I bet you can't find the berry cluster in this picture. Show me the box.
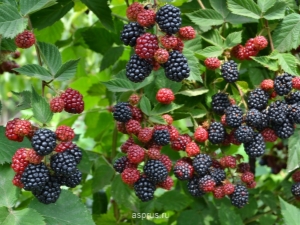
[8,121,83,204]
[0,51,21,75]
[122,3,195,83]
[50,88,84,114]
[291,170,300,200]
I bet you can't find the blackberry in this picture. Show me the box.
[153,129,170,146]
[267,100,287,125]
[256,109,269,131]
[225,105,243,128]
[234,125,255,143]
[60,169,82,188]
[134,177,156,201]
[187,176,205,197]
[120,22,145,47]
[31,128,57,156]
[221,60,239,83]
[50,152,77,176]
[66,146,82,164]
[247,88,269,110]
[208,122,225,144]
[244,133,265,157]
[274,73,293,96]
[125,54,153,83]
[208,167,226,185]
[288,104,300,124]
[113,102,132,122]
[285,91,300,104]
[211,92,231,114]
[193,153,212,176]
[21,163,50,191]
[143,160,168,183]
[199,174,216,192]
[245,109,263,128]
[173,160,193,180]
[32,176,61,204]
[230,184,249,208]
[113,156,135,173]
[163,50,190,82]
[291,182,300,197]
[155,4,181,34]
[272,119,295,138]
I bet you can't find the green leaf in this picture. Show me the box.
[218,203,243,225]
[155,190,192,211]
[186,9,224,28]
[184,49,202,82]
[132,75,155,91]
[0,38,16,51]
[225,31,243,48]
[257,0,276,13]
[29,190,94,225]
[272,13,300,52]
[251,56,279,71]
[210,0,230,18]
[196,46,224,58]
[0,4,28,38]
[272,53,299,75]
[92,156,114,192]
[279,197,300,225]
[0,127,31,164]
[34,20,64,44]
[20,0,57,15]
[0,164,19,208]
[201,29,223,48]
[30,0,74,30]
[100,46,124,71]
[177,87,209,96]
[54,59,80,81]
[287,127,300,171]
[31,87,53,124]
[12,90,32,110]
[102,79,134,92]
[190,109,207,118]
[0,207,45,225]
[177,210,203,225]
[148,115,167,124]
[81,0,114,31]
[263,1,286,20]
[151,103,183,115]
[13,64,52,81]
[235,81,249,93]
[38,42,62,75]
[139,95,151,116]
[227,0,261,19]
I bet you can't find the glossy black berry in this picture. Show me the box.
[193,153,212,176]
[187,176,205,197]
[32,176,61,204]
[125,54,153,83]
[225,105,243,128]
[120,22,145,47]
[291,182,300,197]
[211,92,231,114]
[255,109,269,131]
[173,160,193,180]
[155,4,181,34]
[234,125,255,143]
[143,160,168,183]
[267,100,288,125]
[66,146,82,164]
[288,104,300,124]
[274,73,293,96]
[221,60,239,83]
[113,102,132,123]
[134,177,156,201]
[60,169,82,188]
[272,119,295,139]
[244,133,265,157]
[208,122,225,144]
[21,163,50,191]
[113,156,131,173]
[230,184,249,208]
[153,129,170,146]
[245,109,263,128]
[208,167,226,185]
[285,91,300,105]
[50,152,77,176]
[247,88,269,110]
[31,129,57,156]
[163,50,190,82]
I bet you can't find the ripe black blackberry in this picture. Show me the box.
[163,50,190,82]
[173,160,193,180]
[155,4,181,34]
[31,128,57,156]
[32,176,61,204]
[247,88,269,110]
[193,153,212,176]
[126,54,153,83]
[244,133,265,157]
[255,109,269,131]
[211,92,231,114]
[288,104,300,124]
[113,102,132,122]
[291,182,300,197]
[221,60,239,83]
[267,100,287,125]
[274,73,293,96]
[134,177,156,201]
[120,22,145,47]
[208,167,226,185]
[50,152,77,176]
[272,119,295,138]
[60,169,82,188]
[143,160,168,183]
[66,146,82,164]
[230,184,249,208]
[285,91,300,104]
[234,125,255,143]
[187,176,205,197]
[245,109,262,128]
[21,163,50,191]
[113,156,132,173]
[208,122,225,144]
[153,129,170,146]
[225,105,243,128]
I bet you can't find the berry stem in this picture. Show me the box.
[264,19,274,51]
[234,83,248,110]
[244,210,272,224]
[197,0,206,9]
[124,0,129,7]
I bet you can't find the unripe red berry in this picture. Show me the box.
[154,48,169,64]
[204,57,221,70]
[126,2,144,21]
[178,26,196,40]
[156,88,175,104]
[15,30,36,49]
[253,36,268,50]
[50,97,65,113]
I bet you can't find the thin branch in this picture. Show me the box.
[249,158,256,174]
[274,171,293,191]
[124,0,129,7]
[197,0,206,9]
[265,19,274,51]
[244,210,272,224]
[235,83,248,110]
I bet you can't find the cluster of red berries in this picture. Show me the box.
[122,3,195,83]
[15,30,36,49]
[50,88,84,114]
[0,51,21,75]
[7,120,83,204]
